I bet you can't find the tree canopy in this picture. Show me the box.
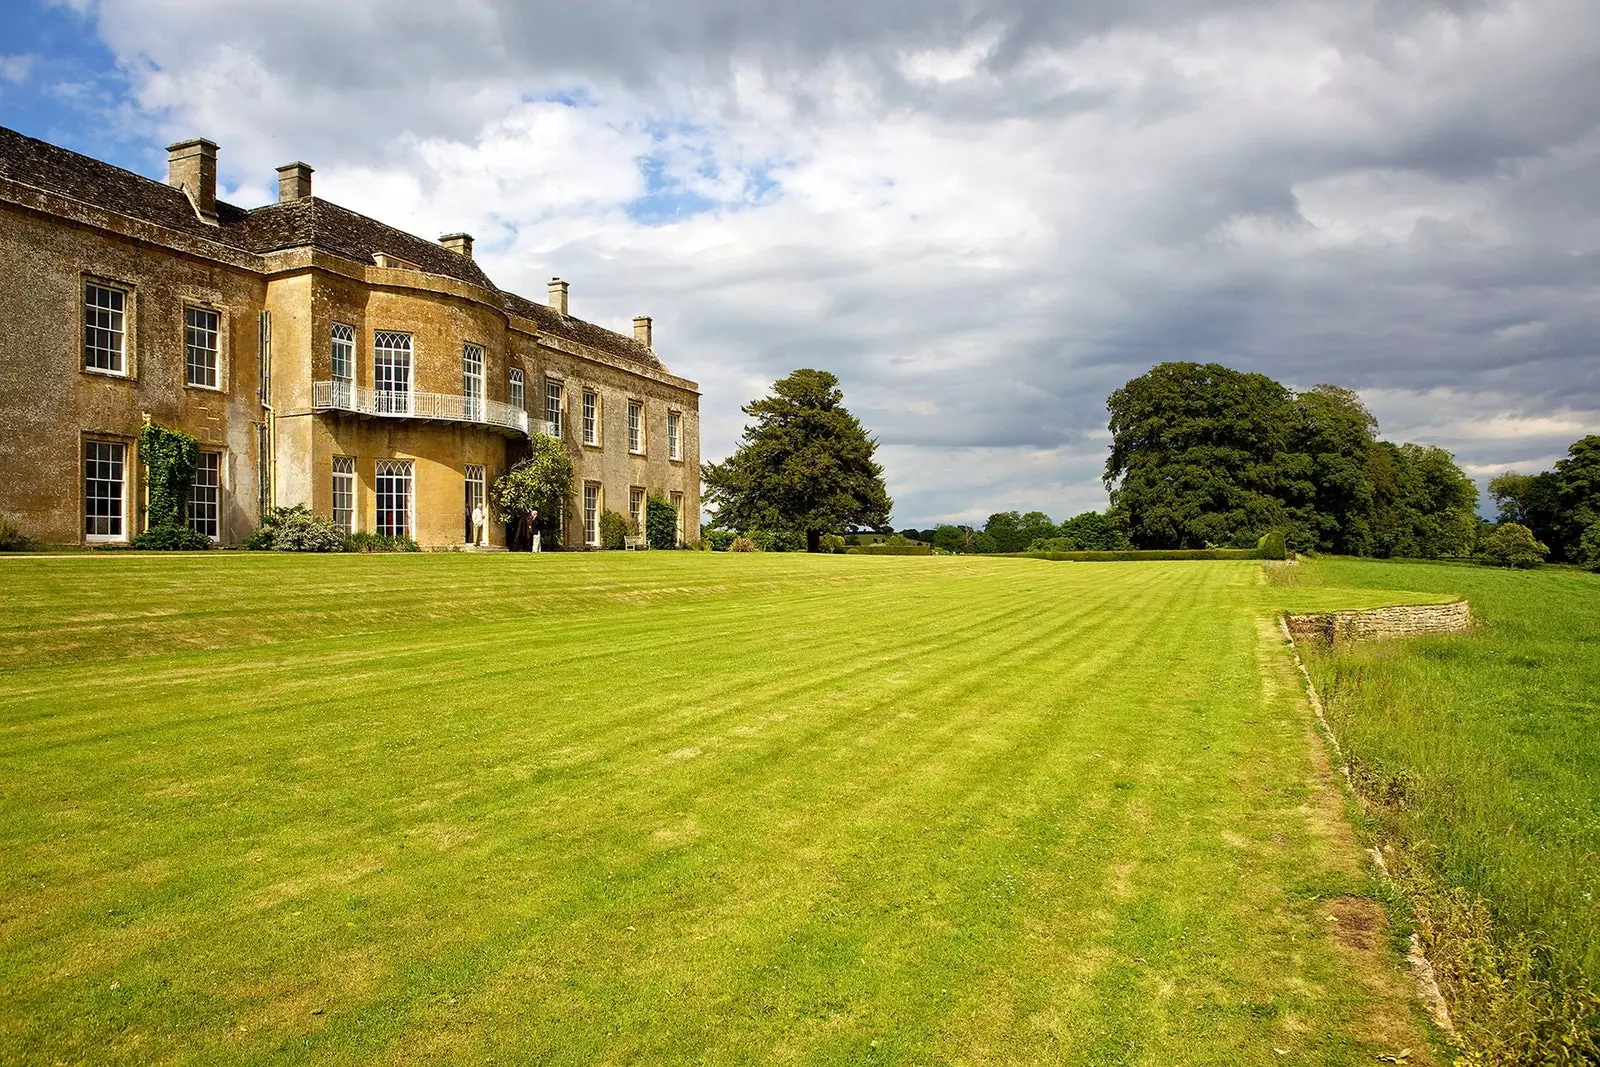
[1489,435,1600,563]
[1104,362,1478,555]
[492,433,573,550]
[702,369,891,552]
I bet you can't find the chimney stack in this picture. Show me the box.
[548,278,569,316]
[633,316,653,348]
[276,162,313,202]
[167,138,219,224]
[440,232,474,259]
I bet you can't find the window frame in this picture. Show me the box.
[627,399,644,455]
[546,379,564,438]
[670,490,685,547]
[374,331,413,415]
[582,390,600,447]
[629,486,645,533]
[82,279,130,378]
[374,458,415,538]
[186,449,223,542]
[83,438,129,543]
[332,456,356,533]
[508,368,525,411]
[331,323,355,384]
[462,342,485,420]
[183,304,223,391]
[667,410,682,461]
[583,482,600,546]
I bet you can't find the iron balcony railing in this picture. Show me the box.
[312,380,554,437]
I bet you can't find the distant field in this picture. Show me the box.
[1,553,1443,1065]
[1288,558,1600,1056]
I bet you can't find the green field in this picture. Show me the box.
[1288,559,1600,1057]
[0,553,1466,1065]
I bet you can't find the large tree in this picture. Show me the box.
[1105,362,1300,548]
[702,369,891,552]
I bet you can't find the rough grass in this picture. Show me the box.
[1289,558,1600,1063]
[0,553,1439,1065]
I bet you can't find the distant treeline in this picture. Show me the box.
[894,510,1128,555]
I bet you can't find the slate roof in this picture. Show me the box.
[0,124,667,372]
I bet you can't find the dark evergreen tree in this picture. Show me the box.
[702,369,891,552]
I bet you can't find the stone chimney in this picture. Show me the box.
[440,233,474,259]
[167,138,219,224]
[276,162,313,202]
[548,278,569,316]
[633,316,653,348]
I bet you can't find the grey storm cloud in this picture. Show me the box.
[58,0,1600,523]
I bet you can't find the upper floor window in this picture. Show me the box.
[667,410,682,461]
[546,379,563,437]
[462,343,485,419]
[83,283,127,375]
[509,369,525,411]
[628,400,644,454]
[184,306,220,389]
[331,323,354,383]
[582,390,599,446]
[374,332,412,414]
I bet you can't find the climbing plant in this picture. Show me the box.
[138,422,199,530]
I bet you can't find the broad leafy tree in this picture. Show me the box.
[1105,363,1299,548]
[1056,511,1127,551]
[702,369,891,552]
[1291,385,1379,554]
[492,433,573,550]
[1488,436,1600,562]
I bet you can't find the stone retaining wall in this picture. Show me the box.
[1284,600,1471,647]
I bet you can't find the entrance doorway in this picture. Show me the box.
[464,465,486,544]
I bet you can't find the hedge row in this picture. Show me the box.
[845,544,933,556]
[1011,547,1271,562]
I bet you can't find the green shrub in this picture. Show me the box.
[705,528,736,552]
[820,533,846,554]
[247,505,343,552]
[1479,523,1548,569]
[0,515,35,552]
[646,496,678,550]
[730,535,756,553]
[884,533,911,547]
[131,525,211,551]
[341,531,421,553]
[750,530,803,552]
[844,544,933,556]
[600,508,629,550]
[1258,529,1289,560]
[1028,536,1079,553]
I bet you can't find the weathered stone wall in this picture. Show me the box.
[1284,600,1472,646]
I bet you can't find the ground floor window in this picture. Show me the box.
[375,459,413,538]
[464,464,486,544]
[584,483,600,546]
[629,486,645,533]
[84,440,126,541]
[670,490,685,546]
[332,456,355,532]
[187,451,221,540]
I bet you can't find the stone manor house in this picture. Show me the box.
[0,125,701,550]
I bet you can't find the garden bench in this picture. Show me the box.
[624,534,647,550]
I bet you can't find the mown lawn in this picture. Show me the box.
[0,553,1438,1065]
[1287,558,1600,1056]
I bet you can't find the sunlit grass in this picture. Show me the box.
[0,553,1438,1065]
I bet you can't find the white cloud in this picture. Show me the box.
[60,0,1600,523]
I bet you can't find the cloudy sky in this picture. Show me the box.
[3,0,1597,525]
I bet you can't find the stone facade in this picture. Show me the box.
[0,126,700,549]
[1284,600,1472,647]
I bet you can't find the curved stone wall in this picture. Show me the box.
[1284,600,1472,646]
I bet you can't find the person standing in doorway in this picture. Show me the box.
[530,508,541,552]
[470,503,487,546]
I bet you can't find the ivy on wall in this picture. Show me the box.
[137,421,199,530]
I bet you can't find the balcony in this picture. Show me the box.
[312,381,553,438]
